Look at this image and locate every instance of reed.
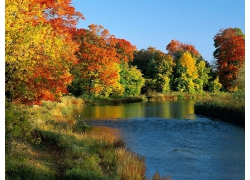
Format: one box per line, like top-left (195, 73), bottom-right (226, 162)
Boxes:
top-left (146, 91), bottom-right (207, 101)
top-left (194, 92), bottom-right (245, 126)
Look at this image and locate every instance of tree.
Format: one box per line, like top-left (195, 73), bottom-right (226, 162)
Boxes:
top-left (5, 0), bottom-right (84, 105)
top-left (69, 26), bottom-right (120, 97)
top-left (195, 59), bottom-right (211, 91)
top-left (166, 39), bottom-right (214, 92)
top-left (213, 28), bottom-right (245, 91)
top-left (69, 25), bottom-right (139, 97)
top-left (119, 63), bottom-right (145, 96)
top-left (166, 39), bottom-right (200, 60)
top-left (208, 76), bottom-right (222, 93)
top-left (174, 52), bottom-right (198, 92)
top-left (133, 47), bottom-right (174, 93)
top-left (232, 63), bottom-right (245, 91)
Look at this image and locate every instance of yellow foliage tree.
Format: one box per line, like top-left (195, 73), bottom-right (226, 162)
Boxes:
top-left (179, 52), bottom-right (198, 79)
top-left (5, 0), bottom-right (84, 105)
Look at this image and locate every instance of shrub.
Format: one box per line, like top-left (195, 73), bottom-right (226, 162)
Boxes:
top-left (5, 100), bottom-right (36, 154)
top-left (65, 156), bottom-right (108, 180)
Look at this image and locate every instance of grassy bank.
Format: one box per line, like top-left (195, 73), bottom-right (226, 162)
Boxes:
top-left (5, 96), bottom-right (147, 180)
top-left (194, 92), bottom-right (245, 126)
top-left (145, 91), bottom-right (208, 101)
top-left (80, 91), bottom-right (211, 106)
top-left (82, 95), bottom-right (144, 106)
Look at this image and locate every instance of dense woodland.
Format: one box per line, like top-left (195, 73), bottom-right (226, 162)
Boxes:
top-left (5, 0), bottom-right (245, 179)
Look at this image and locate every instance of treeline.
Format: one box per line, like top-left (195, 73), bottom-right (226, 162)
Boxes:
top-left (6, 0), bottom-right (245, 106)
top-left (67, 27), bottom-right (245, 98)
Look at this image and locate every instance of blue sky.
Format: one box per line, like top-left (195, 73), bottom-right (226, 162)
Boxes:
top-left (71, 0), bottom-right (245, 64)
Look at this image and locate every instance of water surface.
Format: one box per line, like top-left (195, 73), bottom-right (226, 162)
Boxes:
top-left (74, 101), bottom-right (245, 180)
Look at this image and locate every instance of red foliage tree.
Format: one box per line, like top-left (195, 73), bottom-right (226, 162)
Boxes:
top-left (213, 28), bottom-right (245, 90)
top-left (166, 39), bottom-right (199, 57)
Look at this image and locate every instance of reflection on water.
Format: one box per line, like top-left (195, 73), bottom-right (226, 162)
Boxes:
top-left (74, 100), bottom-right (196, 120)
top-left (72, 100), bottom-right (245, 180)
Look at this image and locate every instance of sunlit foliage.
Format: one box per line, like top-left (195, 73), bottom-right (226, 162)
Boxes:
top-left (213, 28), bottom-right (245, 91)
top-left (5, 0), bottom-right (84, 105)
top-left (68, 24), bottom-right (142, 97)
top-left (133, 47), bottom-right (174, 93)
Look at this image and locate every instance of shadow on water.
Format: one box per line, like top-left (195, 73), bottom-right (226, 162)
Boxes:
top-left (73, 100), bottom-right (245, 180)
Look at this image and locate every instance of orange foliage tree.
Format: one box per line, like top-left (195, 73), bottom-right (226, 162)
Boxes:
top-left (69, 25), bottom-right (122, 97)
top-left (213, 28), bottom-right (245, 91)
top-left (5, 0), bottom-right (84, 105)
top-left (68, 24), bottom-right (143, 97)
top-left (166, 39), bottom-right (199, 58)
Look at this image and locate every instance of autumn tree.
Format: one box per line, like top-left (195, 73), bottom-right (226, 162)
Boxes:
top-left (68, 25), bottom-right (141, 97)
top-left (68, 26), bottom-right (121, 97)
top-left (165, 39), bottom-right (214, 92)
top-left (208, 76), bottom-right (222, 93)
top-left (166, 39), bottom-right (200, 60)
top-left (166, 40), bottom-right (200, 92)
top-left (194, 58), bottom-right (211, 91)
top-left (113, 38), bottom-right (145, 96)
top-left (5, 0), bottom-right (84, 105)
top-left (133, 47), bottom-right (174, 93)
top-left (213, 28), bottom-right (245, 91)
top-left (173, 52), bottom-right (198, 92)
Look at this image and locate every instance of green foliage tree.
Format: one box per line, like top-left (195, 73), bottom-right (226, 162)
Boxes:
top-left (119, 63), bottom-right (145, 96)
top-left (195, 59), bottom-right (211, 91)
top-left (133, 47), bottom-right (174, 93)
top-left (232, 63), bottom-right (245, 91)
top-left (208, 76), bottom-right (222, 93)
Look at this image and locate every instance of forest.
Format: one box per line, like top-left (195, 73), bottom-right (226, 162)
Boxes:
top-left (5, 0), bottom-right (245, 179)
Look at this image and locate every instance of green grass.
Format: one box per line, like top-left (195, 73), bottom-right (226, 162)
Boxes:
top-left (145, 91), bottom-right (208, 101)
top-left (82, 95), bottom-right (145, 106)
top-left (6, 96), bottom-right (146, 180)
top-left (194, 92), bottom-right (245, 126)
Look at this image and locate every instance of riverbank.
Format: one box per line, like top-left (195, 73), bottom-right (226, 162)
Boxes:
top-left (194, 92), bottom-right (245, 127)
top-left (81, 91), bottom-right (209, 106)
top-left (6, 92), bottom-right (244, 179)
top-left (83, 92), bottom-right (245, 127)
top-left (5, 96), bottom-right (146, 180)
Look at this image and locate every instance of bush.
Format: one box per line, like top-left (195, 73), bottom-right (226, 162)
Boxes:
top-left (65, 156), bottom-right (108, 180)
top-left (5, 100), bottom-right (36, 154)
top-left (6, 156), bottom-right (56, 180)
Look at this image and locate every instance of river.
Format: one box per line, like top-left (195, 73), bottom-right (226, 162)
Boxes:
top-left (73, 100), bottom-right (245, 180)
